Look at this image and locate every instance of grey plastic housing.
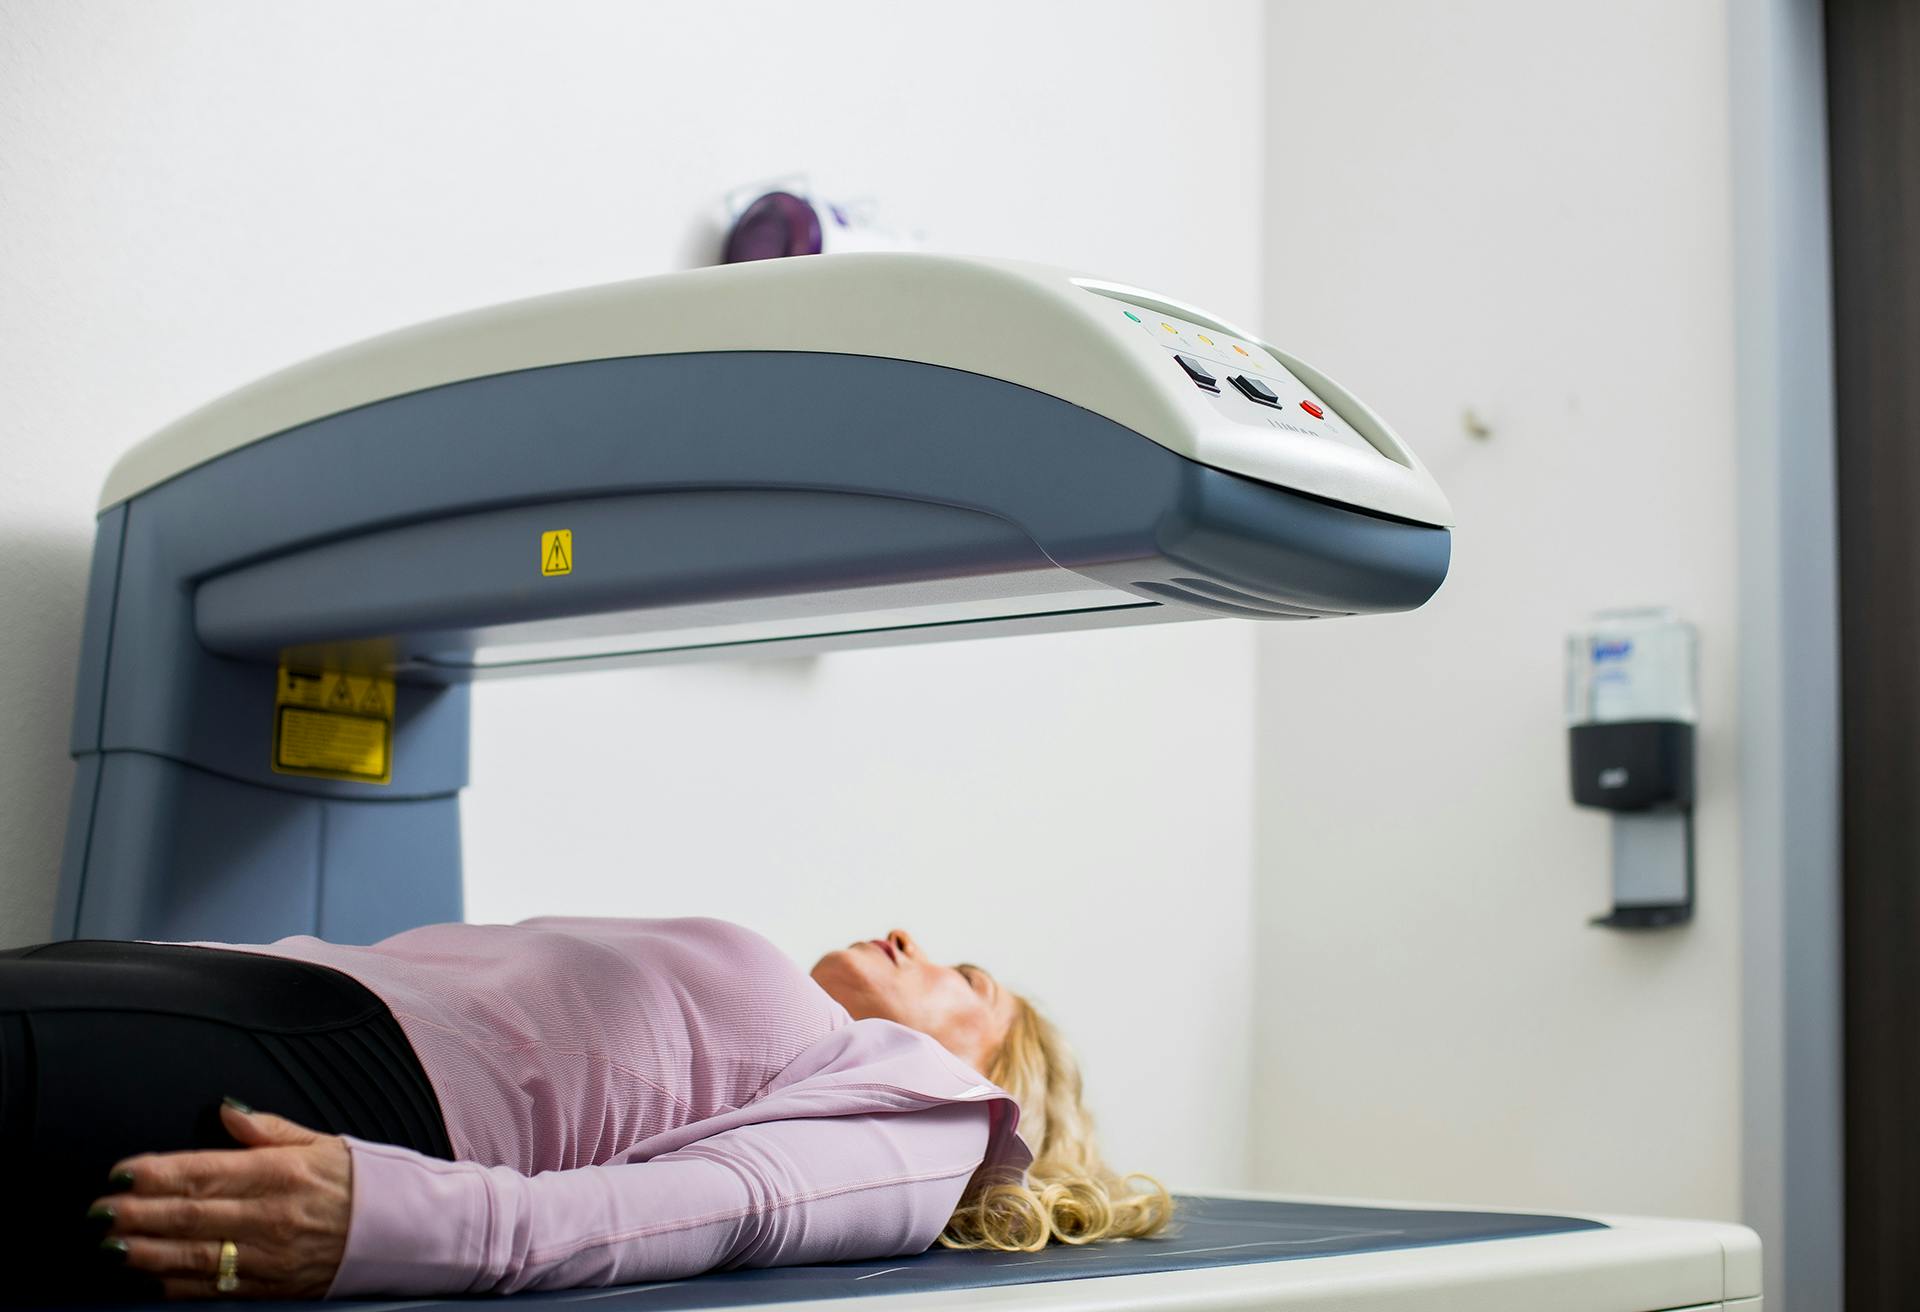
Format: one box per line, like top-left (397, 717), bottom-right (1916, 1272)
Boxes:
top-left (57, 348), bottom-right (1450, 946)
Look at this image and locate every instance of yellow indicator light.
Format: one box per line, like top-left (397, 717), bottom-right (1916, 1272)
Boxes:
top-left (1197, 334), bottom-right (1215, 346)
top-left (1160, 322), bottom-right (1177, 333)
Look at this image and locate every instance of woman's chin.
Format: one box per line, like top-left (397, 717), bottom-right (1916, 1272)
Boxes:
top-left (809, 952), bottom-right (872, 1008)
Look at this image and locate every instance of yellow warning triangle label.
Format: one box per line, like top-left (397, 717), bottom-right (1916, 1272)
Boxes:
top-left (357, 682), bottom-right (386, 715)
top-left (544, 535), bottom-right (570, 574)
top-left (327, 677), bottom-right (355, 710)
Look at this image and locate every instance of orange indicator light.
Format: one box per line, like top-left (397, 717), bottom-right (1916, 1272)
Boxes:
top-left (1232, 344), bottom-right (1249, 356)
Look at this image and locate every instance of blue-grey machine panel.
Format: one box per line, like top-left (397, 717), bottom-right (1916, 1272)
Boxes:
top-left (56, 351), bottom-right (1450, 946)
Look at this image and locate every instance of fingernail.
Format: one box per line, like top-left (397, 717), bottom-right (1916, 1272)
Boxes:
top-left (86, 1203), bottom-right (115, 1226)
top-left (107, 1169), bottom-right (135, 1191)
top-left (222, 1095), bottom-right (252, 1114)
top-left (99, 1237), bottom-right (128, 1263)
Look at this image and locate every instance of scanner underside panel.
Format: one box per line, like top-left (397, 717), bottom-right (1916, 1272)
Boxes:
top-left (175, 352), bottom-right (1449, 684)
top-left (195, 489), bottom-right (1154, 679)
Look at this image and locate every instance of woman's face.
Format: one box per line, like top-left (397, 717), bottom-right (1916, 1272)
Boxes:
top-left (811, 928), bottom-right (1018, 1073)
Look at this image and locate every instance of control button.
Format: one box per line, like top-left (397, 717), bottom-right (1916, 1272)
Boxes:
top-left (1230, 374), bottom-right (1281, 406)
top-left (1174, 354), bottom-right (1220, 392)
top-left (1300, 399), bottom-right (1325, 419)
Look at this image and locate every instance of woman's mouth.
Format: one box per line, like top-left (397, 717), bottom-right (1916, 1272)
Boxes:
top-left (868, 938), bottom-right (898, 965)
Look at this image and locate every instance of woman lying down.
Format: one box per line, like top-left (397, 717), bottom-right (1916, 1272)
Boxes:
top-left (0, 918), bottom-right (1171, 1302)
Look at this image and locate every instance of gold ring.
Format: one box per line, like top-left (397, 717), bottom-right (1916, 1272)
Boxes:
top-left (216, 1238), bottom-right (239, 1293)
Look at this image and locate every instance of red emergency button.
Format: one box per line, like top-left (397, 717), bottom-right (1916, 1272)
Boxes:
top-left (1300, 400), bottom-right (1325, 420)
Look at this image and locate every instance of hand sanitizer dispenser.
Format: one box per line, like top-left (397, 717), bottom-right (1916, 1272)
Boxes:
top-left (1567, 609), bottom-right (1698, 928)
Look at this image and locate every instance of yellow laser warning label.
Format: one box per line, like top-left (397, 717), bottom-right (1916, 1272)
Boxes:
top-left (273, 665), bottom-right (394, 784)
top-left (541, 529), bottom-right (572, 576)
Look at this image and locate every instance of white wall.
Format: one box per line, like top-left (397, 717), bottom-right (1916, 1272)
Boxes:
top-left (0, 0), bottom-right (1264, 1189)
top-left (1250, 0), bottom-right (1743, 1219)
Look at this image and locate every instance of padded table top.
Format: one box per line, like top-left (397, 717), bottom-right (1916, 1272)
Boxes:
top-left (123, 1195), bottom-right (1604, 1310)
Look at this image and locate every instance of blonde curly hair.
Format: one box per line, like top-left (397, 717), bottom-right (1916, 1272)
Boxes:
top-left (939, 991), bottom-right (1174, 1251)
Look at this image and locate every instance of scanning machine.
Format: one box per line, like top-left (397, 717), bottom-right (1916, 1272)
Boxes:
top-left (53, 254), bottom-right (1759, 1310)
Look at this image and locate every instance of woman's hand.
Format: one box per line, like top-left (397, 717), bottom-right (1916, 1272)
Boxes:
top-left (90, 1101), bottom-right (352, 1300)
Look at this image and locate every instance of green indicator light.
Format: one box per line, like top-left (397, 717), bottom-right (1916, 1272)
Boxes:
top-left (1123, 311), bottom-right (1141, 323)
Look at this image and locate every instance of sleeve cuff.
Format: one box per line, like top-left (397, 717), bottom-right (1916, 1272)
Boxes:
top-left (325, 1136), bottom-right (492, 1298)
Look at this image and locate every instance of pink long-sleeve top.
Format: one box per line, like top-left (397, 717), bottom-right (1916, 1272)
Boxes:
top-left (196, 917), bottom-right (1028, 1297)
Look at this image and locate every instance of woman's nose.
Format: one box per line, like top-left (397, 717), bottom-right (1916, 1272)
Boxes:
top-left (887, 929), bottom-right (918, 960)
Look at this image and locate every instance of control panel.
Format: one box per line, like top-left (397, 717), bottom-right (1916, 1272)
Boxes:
top-left (1119, 305), bottom-right (1380, 458)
